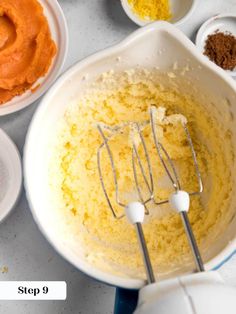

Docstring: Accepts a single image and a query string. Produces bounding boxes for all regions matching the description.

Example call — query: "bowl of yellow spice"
[121,0,197,26]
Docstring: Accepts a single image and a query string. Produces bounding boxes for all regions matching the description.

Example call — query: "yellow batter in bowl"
[49,69,233,279]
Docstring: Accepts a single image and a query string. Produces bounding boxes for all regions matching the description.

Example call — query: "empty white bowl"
[121,0,197,26]
[0,129,22,223]
[196,14,236,77]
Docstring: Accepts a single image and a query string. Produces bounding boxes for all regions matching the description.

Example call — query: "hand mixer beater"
[97,105,204,284]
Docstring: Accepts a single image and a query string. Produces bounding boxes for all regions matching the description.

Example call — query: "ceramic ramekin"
[195,14,236,77]
[24,21,236,290]
[0,0,68,116]
[121,0,197,26]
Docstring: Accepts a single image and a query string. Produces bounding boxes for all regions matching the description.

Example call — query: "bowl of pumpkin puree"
[0,0,68,115]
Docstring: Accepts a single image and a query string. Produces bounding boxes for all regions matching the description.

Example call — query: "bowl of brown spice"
[196,14,236,77]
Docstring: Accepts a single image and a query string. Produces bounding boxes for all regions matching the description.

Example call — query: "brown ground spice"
[204,31,236,70]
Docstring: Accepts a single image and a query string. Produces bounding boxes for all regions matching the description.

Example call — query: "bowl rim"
[120,0,197,27]
[0,0,69,116]
[24,21,236,289]
[195,13,236,77]
[0,128,22,224]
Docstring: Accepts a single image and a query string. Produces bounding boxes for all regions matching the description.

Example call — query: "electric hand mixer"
[97,106,236,314]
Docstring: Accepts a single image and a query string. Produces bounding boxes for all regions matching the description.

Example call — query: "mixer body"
[135,271,236,314]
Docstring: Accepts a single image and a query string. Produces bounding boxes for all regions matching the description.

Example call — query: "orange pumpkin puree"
[0,0,57,104]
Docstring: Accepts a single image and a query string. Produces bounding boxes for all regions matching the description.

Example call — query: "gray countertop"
[0,1,236,313]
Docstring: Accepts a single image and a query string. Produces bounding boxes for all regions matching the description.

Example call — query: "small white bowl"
[0,129,22,223]
[121,0,196,26]
[196,14,236,77]
[0,0,68,116]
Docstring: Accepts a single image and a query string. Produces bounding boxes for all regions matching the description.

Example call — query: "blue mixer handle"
[114,288,139,314]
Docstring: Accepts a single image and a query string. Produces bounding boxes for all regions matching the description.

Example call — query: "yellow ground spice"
[127,0,172,21]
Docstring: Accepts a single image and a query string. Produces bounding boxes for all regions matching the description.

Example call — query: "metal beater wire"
[98,122,155,217]
[150,106,181,191]
[97,124,125,219]
[132,123,154,212]
[183,124,203,194]
[149,106,205,272]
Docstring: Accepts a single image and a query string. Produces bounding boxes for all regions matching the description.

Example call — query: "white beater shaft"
[169,190,204,272]
[125,202,155,284]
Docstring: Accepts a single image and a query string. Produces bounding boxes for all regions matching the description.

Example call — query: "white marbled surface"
[0,0,236,313]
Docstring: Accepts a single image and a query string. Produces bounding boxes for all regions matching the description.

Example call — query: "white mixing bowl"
[24,22,236,290]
